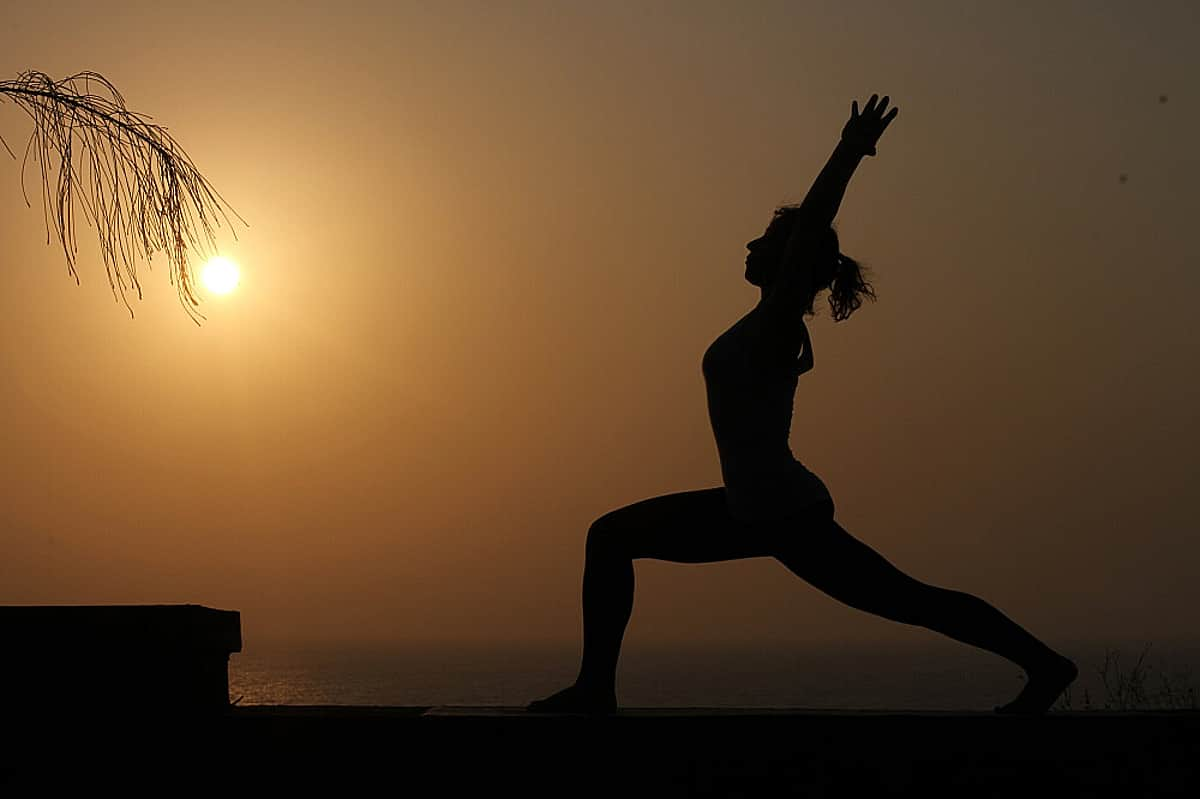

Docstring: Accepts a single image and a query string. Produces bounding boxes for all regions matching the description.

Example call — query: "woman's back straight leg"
[772,516,1078,712]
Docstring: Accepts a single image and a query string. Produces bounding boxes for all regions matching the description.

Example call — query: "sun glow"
[201,256,240,295]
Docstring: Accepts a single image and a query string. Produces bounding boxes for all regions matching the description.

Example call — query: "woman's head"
[744,205,875,321]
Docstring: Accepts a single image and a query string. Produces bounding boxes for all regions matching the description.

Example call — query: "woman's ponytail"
[827,253,875,322]
[770,207,877,321]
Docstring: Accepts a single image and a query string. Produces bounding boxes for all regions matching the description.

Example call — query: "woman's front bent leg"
[527,486,770,713]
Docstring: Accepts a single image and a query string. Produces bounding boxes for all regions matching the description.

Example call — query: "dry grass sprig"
[0,70,244,321]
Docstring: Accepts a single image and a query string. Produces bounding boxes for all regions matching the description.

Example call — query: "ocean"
[228,638,1199,711]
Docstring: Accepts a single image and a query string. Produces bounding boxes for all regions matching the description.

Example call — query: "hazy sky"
[1,1,1197,653]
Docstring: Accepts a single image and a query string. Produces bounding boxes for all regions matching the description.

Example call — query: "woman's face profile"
[744,221,787,287]
[746,218,841,294]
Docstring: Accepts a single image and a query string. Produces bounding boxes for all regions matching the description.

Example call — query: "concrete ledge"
[1,604,241,652]
[1,604,241,716]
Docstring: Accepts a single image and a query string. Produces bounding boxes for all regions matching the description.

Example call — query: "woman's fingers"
[863,95,897,125]
[847,95,898,152]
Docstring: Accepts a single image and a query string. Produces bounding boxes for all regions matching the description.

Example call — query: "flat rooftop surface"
[418,705,1160,717]
[5,705,1196,796]
[233,703,1197,719]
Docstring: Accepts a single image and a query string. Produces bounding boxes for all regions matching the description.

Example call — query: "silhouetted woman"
[529,95,1077,716]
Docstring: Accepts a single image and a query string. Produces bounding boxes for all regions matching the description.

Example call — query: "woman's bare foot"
[994,653,1078,716]
[526,683,617,715]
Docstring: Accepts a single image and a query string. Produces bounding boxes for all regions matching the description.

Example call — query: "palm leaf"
[0,70,243,321]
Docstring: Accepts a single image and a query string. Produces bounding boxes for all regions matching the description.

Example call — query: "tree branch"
[0,70,245,321]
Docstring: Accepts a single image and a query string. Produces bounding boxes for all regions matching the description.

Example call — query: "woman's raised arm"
[795,94,898,230]
[765,95,898,308]
[751,96,897,369]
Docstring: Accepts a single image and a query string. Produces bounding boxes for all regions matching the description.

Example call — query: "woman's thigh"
[592,489,834,564]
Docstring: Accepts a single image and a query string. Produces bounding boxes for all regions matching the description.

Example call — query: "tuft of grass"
[1054,642,1198,712]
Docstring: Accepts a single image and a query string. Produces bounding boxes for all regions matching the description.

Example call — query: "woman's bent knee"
[585,514,627,560]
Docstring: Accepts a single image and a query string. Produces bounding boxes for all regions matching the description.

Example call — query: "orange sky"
[1,1,1197,652]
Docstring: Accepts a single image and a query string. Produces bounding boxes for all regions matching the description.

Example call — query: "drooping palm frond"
[0,70,244,321]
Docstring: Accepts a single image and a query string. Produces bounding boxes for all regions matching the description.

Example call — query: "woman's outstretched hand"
[841,94,898,157]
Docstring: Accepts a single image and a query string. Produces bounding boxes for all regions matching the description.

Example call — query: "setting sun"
[201,256,240,295]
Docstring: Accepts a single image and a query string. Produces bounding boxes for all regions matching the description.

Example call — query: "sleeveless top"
[701,307,832,523]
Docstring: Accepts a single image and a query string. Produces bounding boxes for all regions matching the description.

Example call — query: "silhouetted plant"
[1099,644,1153,710]
[0,70,242,321]
[1054,643,1198,712]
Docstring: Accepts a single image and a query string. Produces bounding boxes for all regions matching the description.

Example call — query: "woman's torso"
[701,307,831,523]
